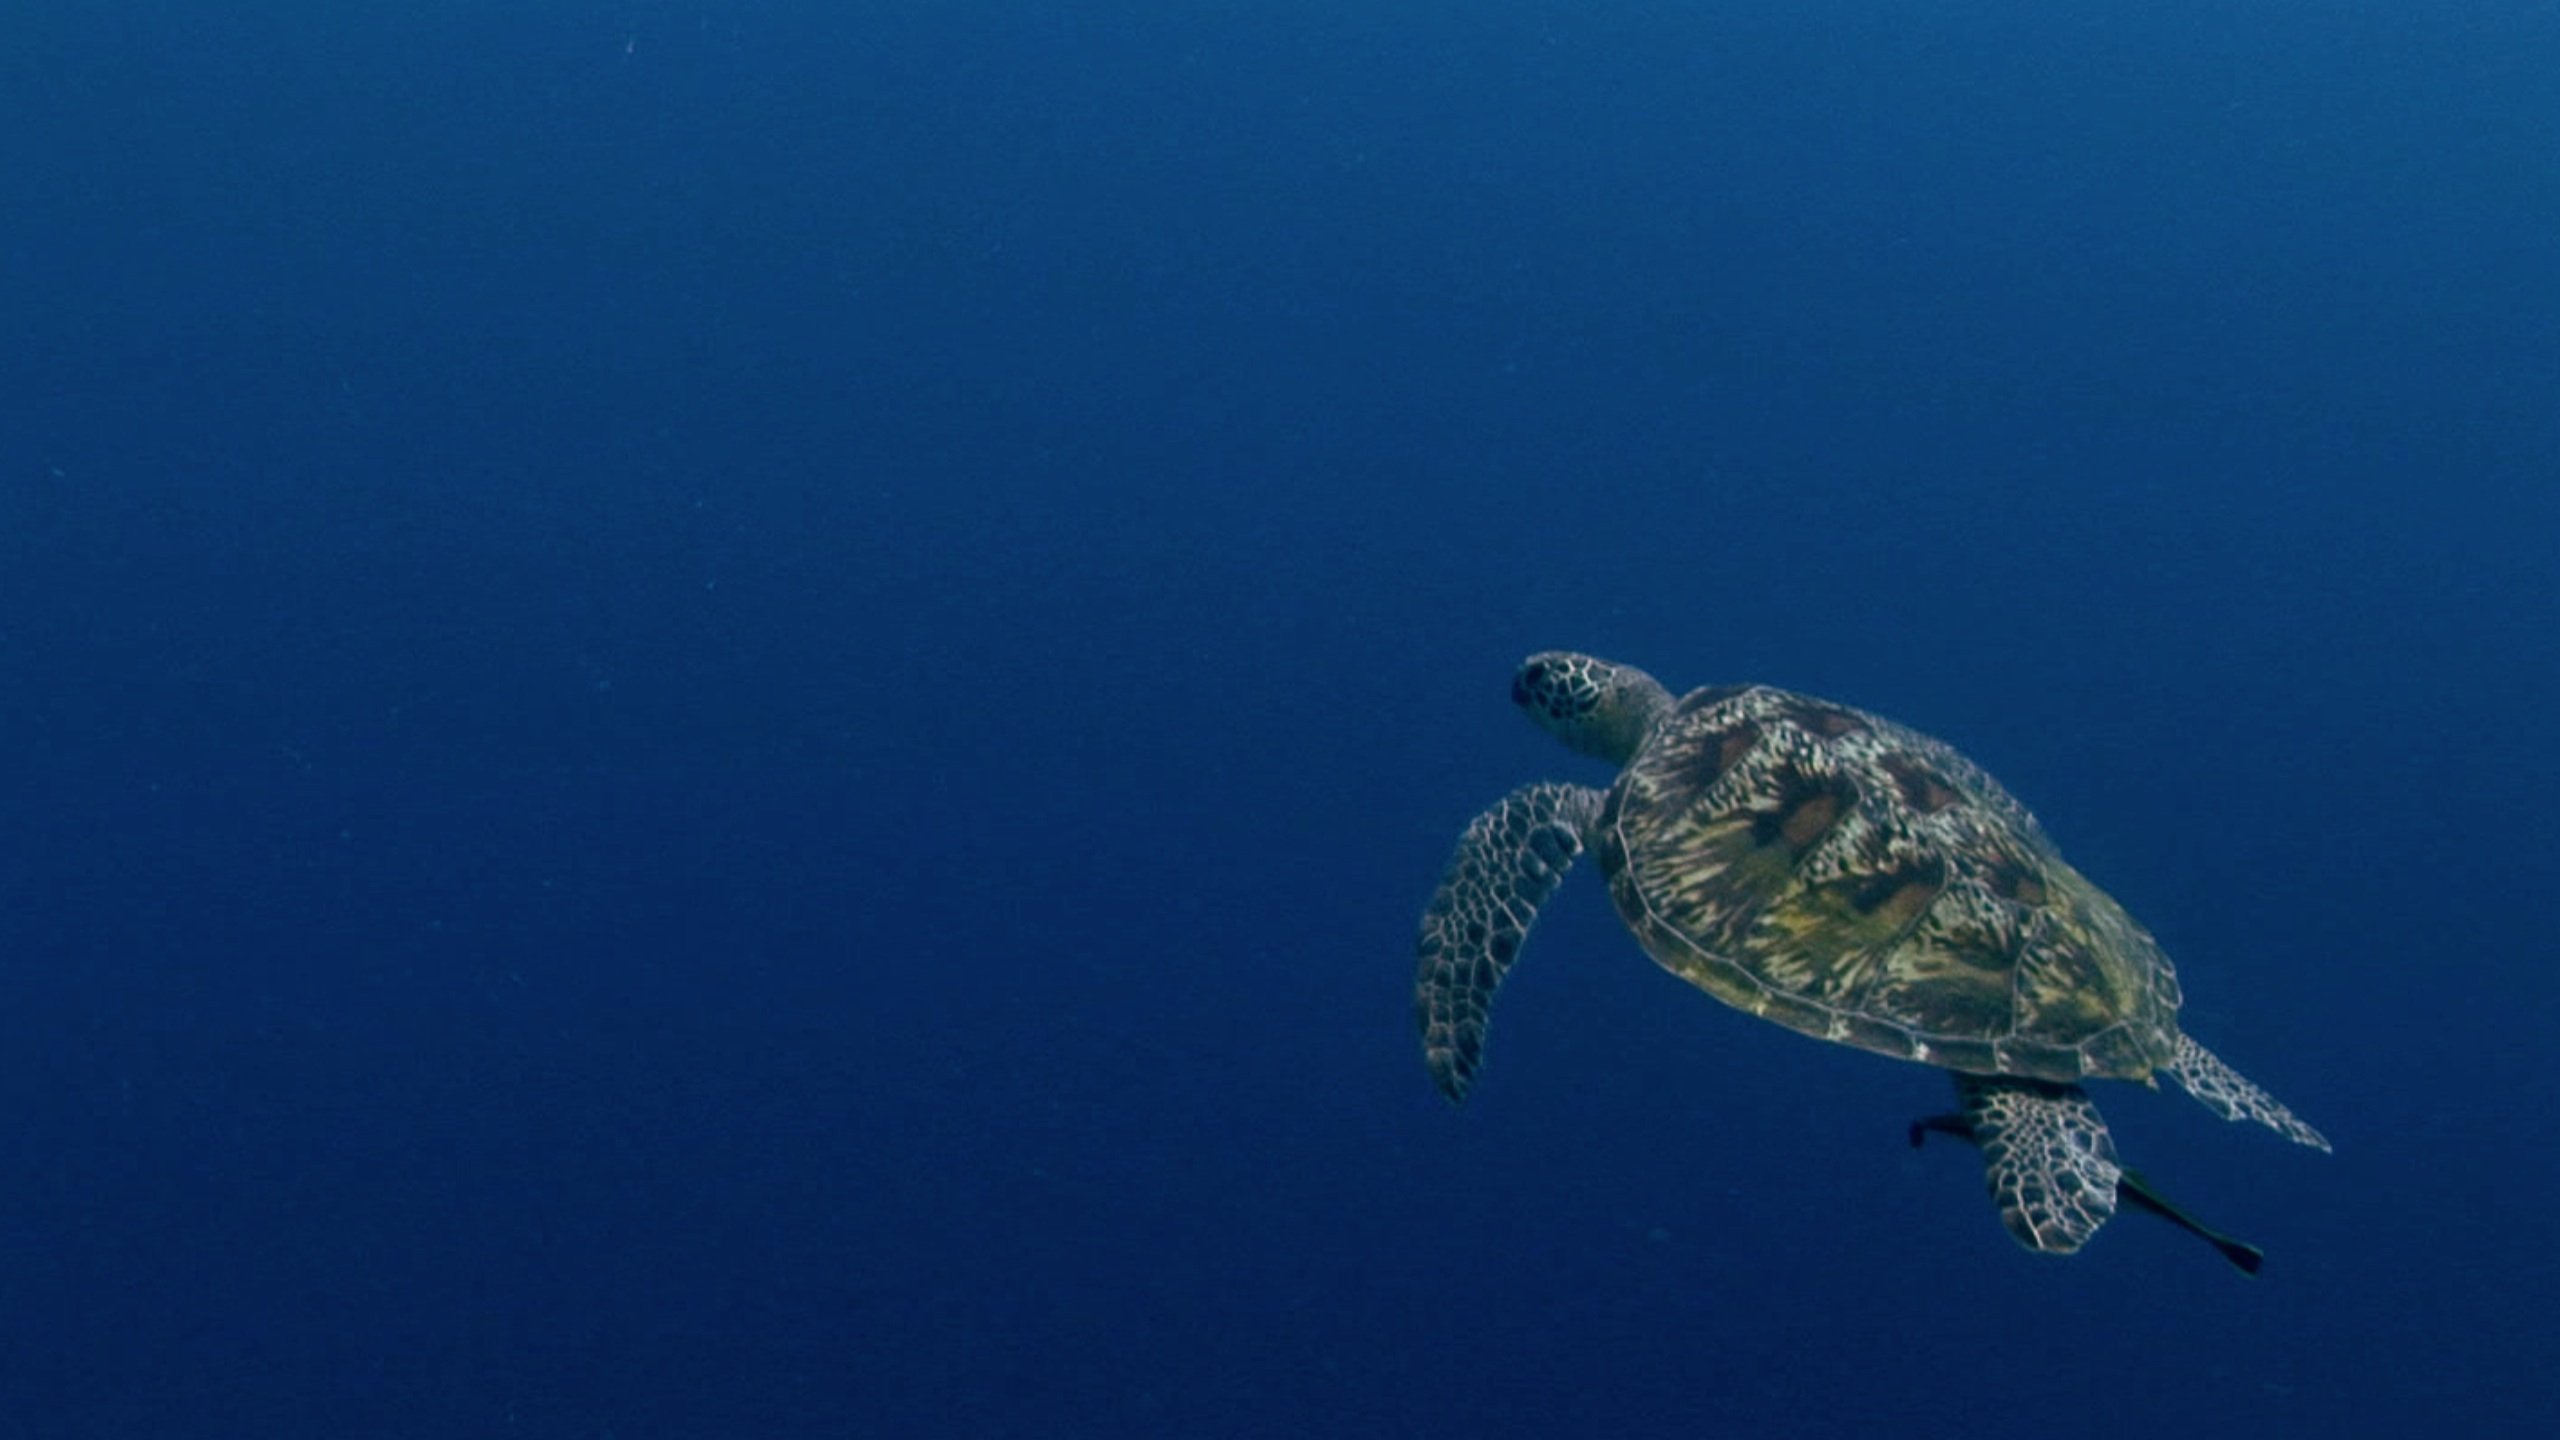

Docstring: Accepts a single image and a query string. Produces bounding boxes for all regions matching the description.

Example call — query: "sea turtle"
[1415,651,2327,1269]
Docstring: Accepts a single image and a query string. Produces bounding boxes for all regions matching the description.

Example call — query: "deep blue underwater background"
[4,2,2556,1436]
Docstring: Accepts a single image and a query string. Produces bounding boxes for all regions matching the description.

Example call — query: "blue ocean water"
[3,1,2554,1435]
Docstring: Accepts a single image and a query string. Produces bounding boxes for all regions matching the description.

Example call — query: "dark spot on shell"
[1770,696,1865,738]
[1849,854,1947,922]
[1714,723,1762,775]
[1950,941,2015,974]
[1877,882,1938,927]
[1983,858,2051,907]
[1779,791,1842,848]
[1882,756,1965,814]
[1750,771,1856,854]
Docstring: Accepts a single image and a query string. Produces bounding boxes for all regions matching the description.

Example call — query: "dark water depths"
[4,3,2554,1434]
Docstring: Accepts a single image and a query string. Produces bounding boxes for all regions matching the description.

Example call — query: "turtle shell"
[1596,685,2184,1082]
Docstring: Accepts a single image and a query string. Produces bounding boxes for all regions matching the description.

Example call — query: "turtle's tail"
[2118,1167,2265,1276]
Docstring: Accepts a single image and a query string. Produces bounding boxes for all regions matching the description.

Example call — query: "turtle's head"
[1512,652,1673,766]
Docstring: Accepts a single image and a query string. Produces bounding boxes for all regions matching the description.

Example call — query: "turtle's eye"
[1512,663,1546,707]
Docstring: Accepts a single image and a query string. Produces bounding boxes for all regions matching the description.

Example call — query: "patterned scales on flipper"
[1602,686,2182,1083]
[1416,782,1606,1102]
[2165,1033,2332,1151]
[1958,1074,2123,1255]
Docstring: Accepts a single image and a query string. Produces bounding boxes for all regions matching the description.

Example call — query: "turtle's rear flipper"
[2162,1034,2332,1152]
[1911,1084,2264,1273]
[1949,1075,2123,1256]
[1415,782,1606,1102]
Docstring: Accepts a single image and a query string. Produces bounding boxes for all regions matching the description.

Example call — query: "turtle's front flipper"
[1951,1075,2123,1256]
[2117,1168,2265,1275]
[1416,782,1606,1102]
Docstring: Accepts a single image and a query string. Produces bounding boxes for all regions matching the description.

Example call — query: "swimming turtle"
[1415,652,2327,1270]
